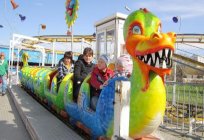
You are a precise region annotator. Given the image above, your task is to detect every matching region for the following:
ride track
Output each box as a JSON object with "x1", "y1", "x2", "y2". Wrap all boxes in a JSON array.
[{"x1": 19, "y1": 8, "x2": 176, "y2": 139}]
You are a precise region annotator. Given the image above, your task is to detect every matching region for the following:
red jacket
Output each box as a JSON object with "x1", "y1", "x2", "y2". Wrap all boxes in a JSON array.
[{"x1": 90, "y1": 66, "x2": 114, "y2": 90}]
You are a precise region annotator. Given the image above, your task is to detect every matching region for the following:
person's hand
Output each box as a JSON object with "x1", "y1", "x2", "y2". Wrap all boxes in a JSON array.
[
  {"x1": 103, "y1": 81, "x2": 108, "y2": 86},
  {"x1": 99, "y1": 85, "x2": 103, "y2": 89}
]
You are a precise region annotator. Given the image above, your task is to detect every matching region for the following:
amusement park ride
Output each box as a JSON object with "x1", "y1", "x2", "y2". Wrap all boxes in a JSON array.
[
  {"x1": 8, "y1": 8, "x2": 177, "y2": 139},
  {"x1": 7, "y1": 0, "x2": 204, "y2": 139}
]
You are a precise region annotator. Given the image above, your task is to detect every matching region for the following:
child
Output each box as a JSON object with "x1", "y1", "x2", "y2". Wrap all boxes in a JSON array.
[
  {"x1": 113, "y1": 54, "x2": 133, "y2": 78},
  {"x1": 103, "y1": 54, "x2": 133, "y2": 87},
  {"x1": 90, "y1": 54, "x2": 114, "y2": 110},
  {"x1": 57, "y1": 51, "x2": 74, "y2": 92},
  {"x1": 73, "y1": 47, "x2": 95, "y2": 102}
]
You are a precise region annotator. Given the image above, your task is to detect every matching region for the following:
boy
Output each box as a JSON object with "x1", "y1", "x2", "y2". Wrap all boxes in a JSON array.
[
  {"x1": 57, "y1": 51, "x2": 74, "y2": 92},
  {"x1": 89, "y1": 54, "x2": 114, "y2": 110}
]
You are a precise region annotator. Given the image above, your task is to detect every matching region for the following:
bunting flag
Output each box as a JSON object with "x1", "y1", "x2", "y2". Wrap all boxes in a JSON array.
[
  {"x1": 10, "y1": 0, "x2": 19, "y2": 10},
  {"x1": 41, "y1": 24, "x2": 46, "y2": 30},
  {"x1": 19, "y1": 14, "x2": 26, "y2": 21},
  {"x1": 65, "y1": 0, "x2": 79, "y2": 28}
]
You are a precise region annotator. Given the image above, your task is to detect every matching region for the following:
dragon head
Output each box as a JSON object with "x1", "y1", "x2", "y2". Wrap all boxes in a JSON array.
[
  {"x1": 22, "y1": 52, "x2": 29, "y2": 67},
  {"x1": 124, "y1": 8, "x2": 176, "y2": 90}
]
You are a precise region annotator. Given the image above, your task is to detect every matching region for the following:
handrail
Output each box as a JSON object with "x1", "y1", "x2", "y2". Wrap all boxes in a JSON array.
[{"x1": 173, "y1": 54, "x2": 204, "y2": 73}]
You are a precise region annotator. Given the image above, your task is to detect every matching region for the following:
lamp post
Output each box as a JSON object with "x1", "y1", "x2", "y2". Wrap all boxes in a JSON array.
[
  {"x1": 125, "y1": 6, "x2": 131, "y2": 12},
  {"x1": 172, "y1": 16, "x2": 182, "y2": 33},
  {"x1": 172, "y1": 16, "x2": 181, "y2": 105}
]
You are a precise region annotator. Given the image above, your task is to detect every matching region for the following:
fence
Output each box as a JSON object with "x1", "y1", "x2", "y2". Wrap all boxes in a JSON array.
[{"x1": 162, "y1": 81, "x2": 204, "y2": 138}]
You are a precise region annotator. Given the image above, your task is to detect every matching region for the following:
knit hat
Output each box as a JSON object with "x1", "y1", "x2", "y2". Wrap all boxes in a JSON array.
[
  {"x1": 115, "y1": 54, "x2": 133, "y2": 73},
  {"x1": 99, "y1": 54, "x2": 110, "y2": 66}
]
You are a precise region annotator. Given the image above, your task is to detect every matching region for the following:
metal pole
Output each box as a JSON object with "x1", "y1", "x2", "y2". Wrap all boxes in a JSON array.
[
  {"x1": 172, "y1": 62, "x2": 177, "y2": 105},
  {"x1": 172, "y1": 16, "x2": 181, "y2": 105},
  {"x1": 55, "y1": 52, "x2": 58, "y2": 66},
  {"x1": 202, "y1": 90, "x2": 204, "y2": 136},
  {"x1": 39, "y1": 54, "x2": 41, "y2": 66},
  {"x1": 42, "y1": 49, "x2": 45, "y2": 66},
  {"x1": 172, "y1": 43, "x2": 177, "y2": 105},
  {"x1": 52, "y1": 42, "x2": 55, "y2": 67},
  {"x1": 71, "y1": 26, "x2": 73, "y2": 51},
  {"x1": 81, "y1": 38, "x2": 84, "y2": 53},
  {"x1": 38, "y1": 24, "x2": 41, "y2": 36},
  {"x1": 8, "y1": 41, "x2": 12, "y2": 87},
  {"x1": 11, "y1": 40, "x2": 14, "y2": 86},
  {"x1": 104, "y1": 30, "x2": 107, "y2": 54},
  {"x1": 8, "y1": 41, "x2": 12, "y2": 75},
  {"x1": 112, "y1": 81, "x2": 131, "y2": 140},
  {"x1": 16, "y1": 46, "x2": 20, "y2": 84}
]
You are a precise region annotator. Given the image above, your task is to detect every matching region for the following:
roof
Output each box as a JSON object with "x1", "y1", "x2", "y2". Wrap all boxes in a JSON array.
[
  {"x1": 34, "y1": 35, "x2": 95, "y2": 43},
  {"x1": 94, "y1": 12, "x2": 127, "y2": 27}
]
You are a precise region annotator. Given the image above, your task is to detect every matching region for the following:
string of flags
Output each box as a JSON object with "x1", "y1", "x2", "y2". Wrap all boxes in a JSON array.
[
  {"x1": 10, "y1": 0, "x2": 26, "y2": 22},
  {"x1": 1, "y1": 1, "x2": 46, "y2": 33}
]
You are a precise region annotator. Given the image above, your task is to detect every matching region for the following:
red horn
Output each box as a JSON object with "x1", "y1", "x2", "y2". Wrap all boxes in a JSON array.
[{"x1": 10, "y1": 0, "x2": 19, "y2": 10}]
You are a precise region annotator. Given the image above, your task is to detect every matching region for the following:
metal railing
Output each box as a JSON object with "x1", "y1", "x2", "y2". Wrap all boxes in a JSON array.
[{"x1": 163, "y1": 82, "x2": 204, "y2": 138}]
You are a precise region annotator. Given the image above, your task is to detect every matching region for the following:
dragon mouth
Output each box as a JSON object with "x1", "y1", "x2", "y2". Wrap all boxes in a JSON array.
[{"x1": 137, "y1": 48, "x2": 173, "y2": 69}]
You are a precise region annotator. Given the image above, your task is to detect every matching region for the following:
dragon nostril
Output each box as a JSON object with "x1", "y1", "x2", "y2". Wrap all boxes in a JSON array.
[{"x1": 151, "y1": 33, "x2": 161, "y2": 39}]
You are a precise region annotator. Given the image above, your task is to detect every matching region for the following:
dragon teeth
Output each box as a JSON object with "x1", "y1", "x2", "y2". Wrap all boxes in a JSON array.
[
  {"x1": 137, "y1": 48, "x2": 172, "y2": 69},
  {"x1": 148, "y1": 58, "x2": 151, "y2": 65},
  {"x1": 151, "y1": 53, "x2": 155, "y2": 61},
  {"x1": 162, "y1": 60, "x2": 167, "y2": 68},
  {"x1": 144, "y1": 55, "x2": 147, "y2": 61},
  {"x1": 165, "y1": 48, "x2": 168, "y2": 57},
  {"x1": 158, "y1": 50, "x2": 163, "y2": 58},
  {"x1": 155, "y1": 58, "x2": 159, "y2": 68}
]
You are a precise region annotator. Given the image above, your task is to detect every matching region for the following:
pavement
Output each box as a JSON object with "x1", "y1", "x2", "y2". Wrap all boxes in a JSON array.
[
  {"x1": 8, "y1": 85, "x2": 83, "y2": 140},
  {"x1": 0, "y1": 90, "x2": 31, "y2": 140}
]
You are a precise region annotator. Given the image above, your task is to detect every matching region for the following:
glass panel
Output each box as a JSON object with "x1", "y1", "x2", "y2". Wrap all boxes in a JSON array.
[
  {"x1": 120, "y1": 43, "x2": 128, "y2": 55},
  {"x1": 106, "y1": 30, "x2": 115, "y2": 60},
  {"x1": 97, "y1": 32, "x2": 105, "y2": 56}
]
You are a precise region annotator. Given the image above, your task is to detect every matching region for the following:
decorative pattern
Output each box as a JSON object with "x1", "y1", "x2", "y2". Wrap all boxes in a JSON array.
[{"x1": 65, "y1": 0, "x2": 79, "y2": 28}]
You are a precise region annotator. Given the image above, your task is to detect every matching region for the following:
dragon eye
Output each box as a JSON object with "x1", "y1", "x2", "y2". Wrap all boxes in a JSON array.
[{"x1": 132, "y1": 25, "x2": 141, "y2": 35}]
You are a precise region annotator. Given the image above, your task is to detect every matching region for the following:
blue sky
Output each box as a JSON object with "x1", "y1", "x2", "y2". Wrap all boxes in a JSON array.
[{"x1": 0, "y1": 0, "x2": 204, "y2": 45}]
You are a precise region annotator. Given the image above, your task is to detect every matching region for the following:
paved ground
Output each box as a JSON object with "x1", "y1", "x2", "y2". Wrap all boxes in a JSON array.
[
  {"x1": 0, "y1": 90, "x2": 31, "y2": 140},
  {"x1": 9, "y1": 85, "x2": 83, "y2": 140}
]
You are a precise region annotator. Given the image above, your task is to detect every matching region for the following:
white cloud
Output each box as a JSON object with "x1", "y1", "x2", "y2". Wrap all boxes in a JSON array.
[{"x1": 135, "y1": 0, "x2": 204, "y2": 20}]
